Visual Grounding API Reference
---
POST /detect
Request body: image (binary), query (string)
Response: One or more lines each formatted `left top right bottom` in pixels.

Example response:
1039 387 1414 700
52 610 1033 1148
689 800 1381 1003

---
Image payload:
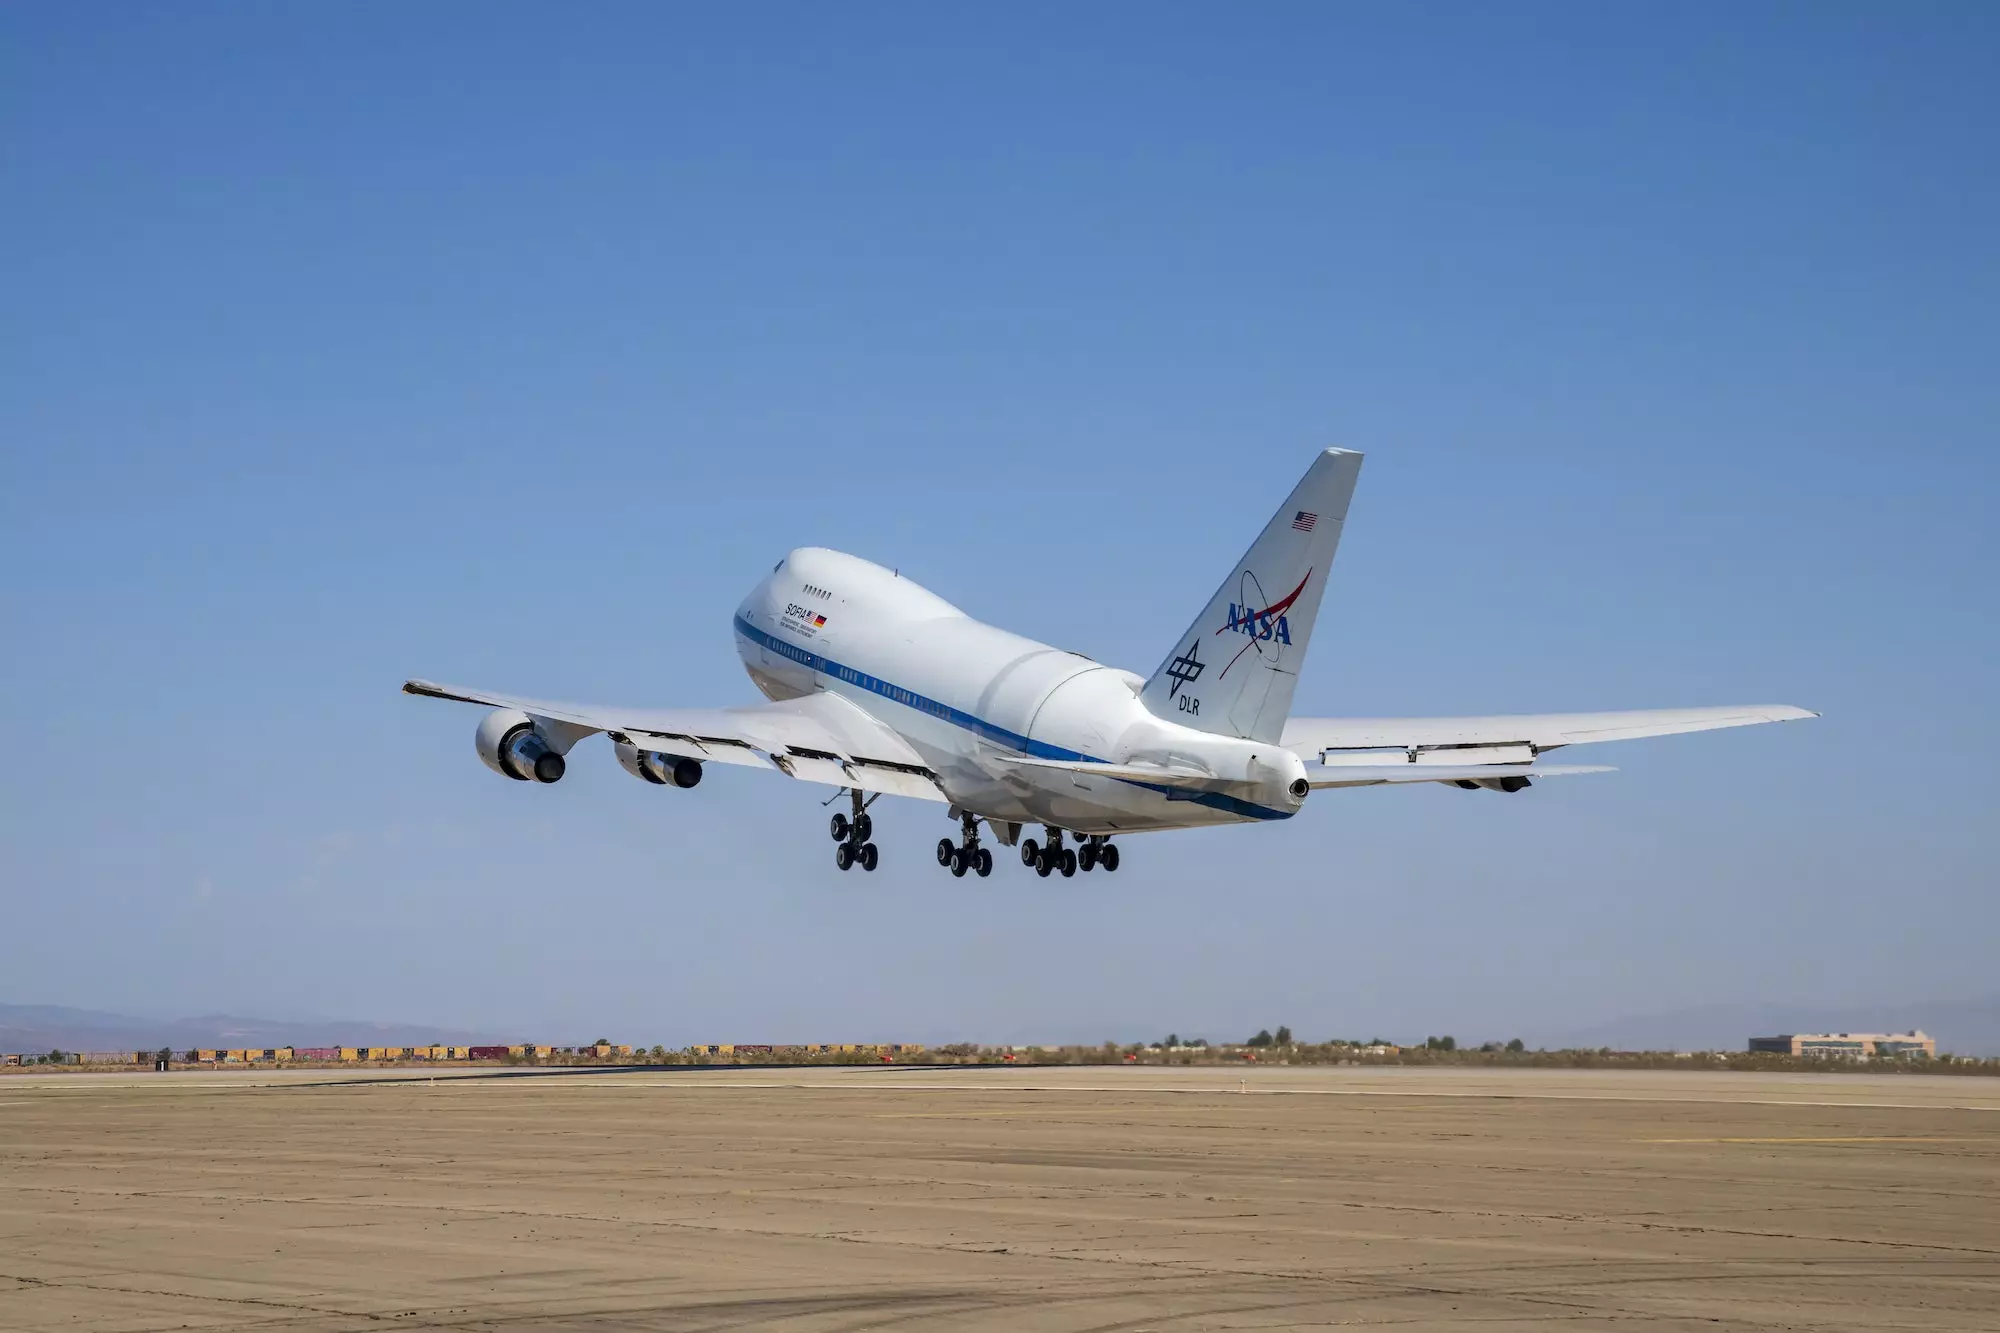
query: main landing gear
829 790 879 872
1018 829 1119 878
937 810 993 878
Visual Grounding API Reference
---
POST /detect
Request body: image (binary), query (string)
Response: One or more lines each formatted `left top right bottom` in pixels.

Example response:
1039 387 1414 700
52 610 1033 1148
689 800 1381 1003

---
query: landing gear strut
1020 827 1093 878
831 789 879 871
1020 830 1117 876
940 811 992 879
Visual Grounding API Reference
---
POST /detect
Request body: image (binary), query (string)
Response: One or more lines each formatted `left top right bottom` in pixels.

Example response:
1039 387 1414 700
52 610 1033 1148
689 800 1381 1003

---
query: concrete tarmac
3 1065 1996 1330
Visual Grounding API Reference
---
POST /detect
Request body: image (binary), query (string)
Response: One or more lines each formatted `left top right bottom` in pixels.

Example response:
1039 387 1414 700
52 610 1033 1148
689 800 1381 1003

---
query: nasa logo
1214 568 1312 678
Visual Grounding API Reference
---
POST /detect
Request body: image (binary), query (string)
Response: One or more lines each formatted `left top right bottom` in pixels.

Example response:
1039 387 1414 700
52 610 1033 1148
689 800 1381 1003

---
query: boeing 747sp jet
405 450 1813 877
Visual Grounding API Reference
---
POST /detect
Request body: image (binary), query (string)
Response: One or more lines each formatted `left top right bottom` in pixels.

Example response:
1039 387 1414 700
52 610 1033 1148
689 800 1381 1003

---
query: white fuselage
733 548 1307 834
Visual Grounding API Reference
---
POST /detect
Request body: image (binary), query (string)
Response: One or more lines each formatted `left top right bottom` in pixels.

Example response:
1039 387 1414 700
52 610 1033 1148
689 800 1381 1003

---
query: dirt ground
2 1065 1995 1331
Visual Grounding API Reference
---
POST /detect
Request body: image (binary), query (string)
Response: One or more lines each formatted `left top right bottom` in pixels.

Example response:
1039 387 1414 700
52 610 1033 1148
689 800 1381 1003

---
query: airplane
405 449 1814 878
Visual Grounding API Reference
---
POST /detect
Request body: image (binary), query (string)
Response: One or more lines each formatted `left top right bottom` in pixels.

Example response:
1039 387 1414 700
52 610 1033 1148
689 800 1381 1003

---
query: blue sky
4 5 1995 1047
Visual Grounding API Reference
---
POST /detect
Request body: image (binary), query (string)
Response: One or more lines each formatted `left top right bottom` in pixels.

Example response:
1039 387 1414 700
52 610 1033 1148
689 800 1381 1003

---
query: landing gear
942 811 993 878
833 789 878 872
1076 835 1119 873
1025 827 1082 877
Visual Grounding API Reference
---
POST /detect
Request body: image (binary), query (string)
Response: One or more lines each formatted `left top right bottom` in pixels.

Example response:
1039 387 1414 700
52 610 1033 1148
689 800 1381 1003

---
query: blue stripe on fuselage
733 614 1289 822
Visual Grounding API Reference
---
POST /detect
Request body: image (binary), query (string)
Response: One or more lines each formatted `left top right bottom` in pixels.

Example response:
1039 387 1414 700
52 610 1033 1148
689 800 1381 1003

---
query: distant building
1749 1030 1934 1058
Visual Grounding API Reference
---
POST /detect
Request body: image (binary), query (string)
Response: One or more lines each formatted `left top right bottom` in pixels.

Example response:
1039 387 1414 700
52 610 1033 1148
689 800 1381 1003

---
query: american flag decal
1292 511 1317 532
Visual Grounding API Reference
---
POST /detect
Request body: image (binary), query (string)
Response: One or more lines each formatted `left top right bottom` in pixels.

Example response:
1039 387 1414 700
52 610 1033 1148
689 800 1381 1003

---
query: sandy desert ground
3 1064 1996 1330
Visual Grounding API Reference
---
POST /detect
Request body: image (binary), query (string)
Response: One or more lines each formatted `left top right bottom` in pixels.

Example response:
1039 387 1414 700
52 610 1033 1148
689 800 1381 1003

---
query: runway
3 1065 1996 1330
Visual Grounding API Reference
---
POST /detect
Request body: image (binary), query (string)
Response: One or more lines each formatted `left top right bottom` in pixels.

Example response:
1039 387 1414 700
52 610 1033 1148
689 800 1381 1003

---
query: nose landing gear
830 790 879 871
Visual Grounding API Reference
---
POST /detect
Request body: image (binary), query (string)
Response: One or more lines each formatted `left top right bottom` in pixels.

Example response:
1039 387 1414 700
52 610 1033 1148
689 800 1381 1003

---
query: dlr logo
1178 695 1200 715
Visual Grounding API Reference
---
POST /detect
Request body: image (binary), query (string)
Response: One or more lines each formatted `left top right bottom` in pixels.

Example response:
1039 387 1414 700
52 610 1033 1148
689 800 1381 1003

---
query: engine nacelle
475 709 567 784
1475 774 1532 793
614 741 703 788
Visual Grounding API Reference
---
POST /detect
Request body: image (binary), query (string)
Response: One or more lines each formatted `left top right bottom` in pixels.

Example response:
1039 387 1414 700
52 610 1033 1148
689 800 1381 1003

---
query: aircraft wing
1283 705 1814 788
1282 705 1815 754
402 679 947 801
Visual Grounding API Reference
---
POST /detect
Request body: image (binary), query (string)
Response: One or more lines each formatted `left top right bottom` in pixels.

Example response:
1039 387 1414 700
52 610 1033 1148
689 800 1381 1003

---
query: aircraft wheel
951 848 970 878
937 838 955 867
1035 852 1054 878
1079 843 1098 872
830 813 849 842
975 848 993 878
1020 838 1039 866
1100 844 1120 872
853 812 873 843
835 843 855 871
860 842 879 872
1060 849 1077 878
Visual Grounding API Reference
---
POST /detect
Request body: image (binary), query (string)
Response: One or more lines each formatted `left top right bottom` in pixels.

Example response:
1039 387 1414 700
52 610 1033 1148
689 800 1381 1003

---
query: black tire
860 842 879 872
1020 838 1039 866
1035 852 1054 878
1060 849 1077 878
951 848 970 878
1079 843 1097 872
975 848 992 878
835 843 854 871
1100 844 1120 872
853 812 873 843
830 813 849 842
937 838 955 866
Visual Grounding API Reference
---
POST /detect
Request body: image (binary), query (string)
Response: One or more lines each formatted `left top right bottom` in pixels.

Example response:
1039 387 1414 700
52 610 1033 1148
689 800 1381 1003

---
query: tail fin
1139 448 1363 743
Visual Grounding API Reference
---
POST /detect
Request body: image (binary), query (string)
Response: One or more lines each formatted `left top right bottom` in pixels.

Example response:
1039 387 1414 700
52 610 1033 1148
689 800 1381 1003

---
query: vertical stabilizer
1138 448 1363 743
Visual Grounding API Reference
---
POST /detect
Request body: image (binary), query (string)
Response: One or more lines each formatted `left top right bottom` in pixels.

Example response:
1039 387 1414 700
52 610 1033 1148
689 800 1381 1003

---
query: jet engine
475 709 567 784
614 740 703 788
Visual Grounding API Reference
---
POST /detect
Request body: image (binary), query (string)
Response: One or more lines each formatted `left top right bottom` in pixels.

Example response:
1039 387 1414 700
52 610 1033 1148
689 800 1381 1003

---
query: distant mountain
0 1003 505 1054
1532 995 2000 1057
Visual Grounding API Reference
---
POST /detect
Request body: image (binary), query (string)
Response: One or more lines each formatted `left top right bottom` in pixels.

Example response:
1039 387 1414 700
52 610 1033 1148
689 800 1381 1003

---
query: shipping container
467 1045 510 1060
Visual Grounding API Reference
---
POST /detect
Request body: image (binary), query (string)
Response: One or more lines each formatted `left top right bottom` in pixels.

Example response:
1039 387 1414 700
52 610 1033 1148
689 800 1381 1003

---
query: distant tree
1164 1033 1180 1049
1189 1037 1208 1048
1424 1035 1457 1052
1247 1029 1274 1048
649 1044 666 1060
591 1036 610 1047
1478 1042 1499 1053
1274 1025 1293 1046
1505 1038 1525 1053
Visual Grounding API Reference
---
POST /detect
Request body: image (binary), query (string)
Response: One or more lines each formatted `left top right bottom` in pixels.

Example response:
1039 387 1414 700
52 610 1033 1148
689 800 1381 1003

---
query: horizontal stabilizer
1308 762 1614 789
